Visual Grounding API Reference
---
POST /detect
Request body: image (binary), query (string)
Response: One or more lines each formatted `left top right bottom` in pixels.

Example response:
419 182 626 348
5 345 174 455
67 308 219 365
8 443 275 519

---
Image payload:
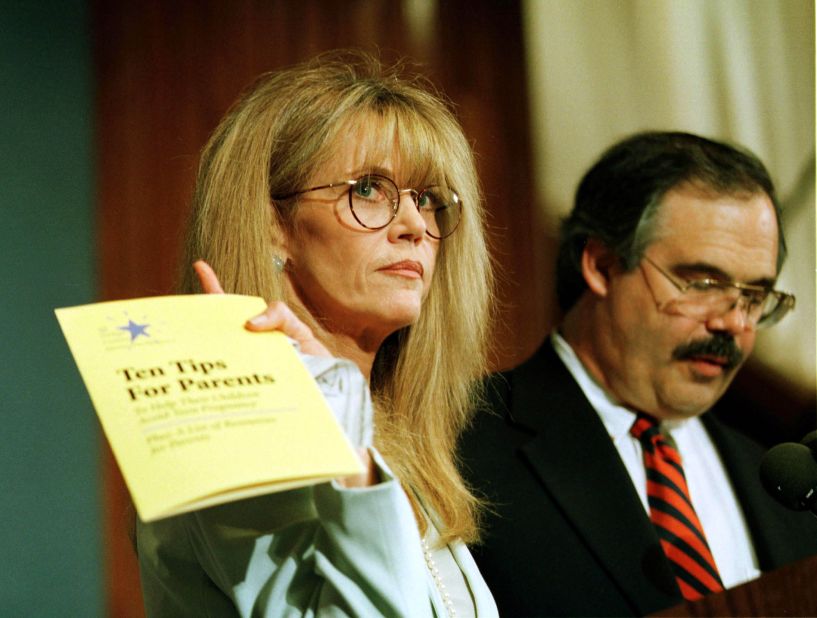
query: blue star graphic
118 319 150 341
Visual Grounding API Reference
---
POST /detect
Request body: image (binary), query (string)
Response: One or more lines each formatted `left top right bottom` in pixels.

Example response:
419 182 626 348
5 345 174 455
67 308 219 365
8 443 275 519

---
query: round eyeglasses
274 174 462 239
641 255 795 328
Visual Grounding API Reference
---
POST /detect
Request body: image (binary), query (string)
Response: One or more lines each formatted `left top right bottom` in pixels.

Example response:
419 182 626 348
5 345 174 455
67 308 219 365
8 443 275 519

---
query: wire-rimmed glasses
640 255 795 328
274 174 462 240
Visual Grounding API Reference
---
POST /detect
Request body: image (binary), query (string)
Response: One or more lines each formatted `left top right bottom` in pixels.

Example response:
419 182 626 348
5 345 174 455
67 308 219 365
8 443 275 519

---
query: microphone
759 441 817 515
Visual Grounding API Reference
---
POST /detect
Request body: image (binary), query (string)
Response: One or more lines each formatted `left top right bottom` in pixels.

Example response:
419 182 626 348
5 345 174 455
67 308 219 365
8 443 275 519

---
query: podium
651 554 817 616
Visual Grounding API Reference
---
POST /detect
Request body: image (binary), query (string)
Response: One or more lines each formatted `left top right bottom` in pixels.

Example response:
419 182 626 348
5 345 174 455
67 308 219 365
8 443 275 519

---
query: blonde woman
136 51 498 616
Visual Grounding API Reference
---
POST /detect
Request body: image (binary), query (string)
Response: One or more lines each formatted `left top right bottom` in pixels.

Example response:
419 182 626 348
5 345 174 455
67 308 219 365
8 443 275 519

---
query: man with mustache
461 131 817 616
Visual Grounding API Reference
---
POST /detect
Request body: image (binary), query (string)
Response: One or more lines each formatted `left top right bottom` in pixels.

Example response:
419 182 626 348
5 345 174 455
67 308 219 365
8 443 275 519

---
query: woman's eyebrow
347 165 394 178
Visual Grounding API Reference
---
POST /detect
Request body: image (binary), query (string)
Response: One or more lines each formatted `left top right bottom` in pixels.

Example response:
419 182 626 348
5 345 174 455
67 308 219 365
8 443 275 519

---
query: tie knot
630 413 679 458
630 413 661 444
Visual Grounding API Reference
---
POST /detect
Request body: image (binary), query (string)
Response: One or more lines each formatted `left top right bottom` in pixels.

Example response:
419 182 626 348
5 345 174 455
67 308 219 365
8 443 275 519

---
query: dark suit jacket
460 339 817 617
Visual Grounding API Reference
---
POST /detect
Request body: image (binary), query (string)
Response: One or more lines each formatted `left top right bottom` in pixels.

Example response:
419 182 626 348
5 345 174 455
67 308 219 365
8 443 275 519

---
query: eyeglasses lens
420 188 462 239
349 176 397 229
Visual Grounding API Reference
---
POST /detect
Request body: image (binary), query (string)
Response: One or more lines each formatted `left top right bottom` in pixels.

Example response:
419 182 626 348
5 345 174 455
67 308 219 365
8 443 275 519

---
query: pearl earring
272 255 285 272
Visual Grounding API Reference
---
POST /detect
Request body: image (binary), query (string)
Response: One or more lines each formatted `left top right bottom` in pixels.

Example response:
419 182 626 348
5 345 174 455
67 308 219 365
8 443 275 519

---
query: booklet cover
55 294 363 522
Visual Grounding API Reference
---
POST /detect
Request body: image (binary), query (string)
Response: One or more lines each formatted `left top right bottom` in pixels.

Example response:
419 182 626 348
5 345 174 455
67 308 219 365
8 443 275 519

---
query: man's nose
705 297 753 334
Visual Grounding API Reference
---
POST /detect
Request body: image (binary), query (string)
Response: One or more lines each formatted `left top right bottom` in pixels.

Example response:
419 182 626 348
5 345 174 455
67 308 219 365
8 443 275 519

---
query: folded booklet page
55 294 363 522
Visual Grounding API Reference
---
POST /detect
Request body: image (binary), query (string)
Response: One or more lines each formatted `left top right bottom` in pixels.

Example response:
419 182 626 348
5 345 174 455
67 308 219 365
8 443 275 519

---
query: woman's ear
271 242 291 273
581 238 618 297
269 210 293 269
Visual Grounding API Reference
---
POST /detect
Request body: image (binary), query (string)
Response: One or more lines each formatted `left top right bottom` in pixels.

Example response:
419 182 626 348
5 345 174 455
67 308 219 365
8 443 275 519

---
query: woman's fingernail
247 315 267 326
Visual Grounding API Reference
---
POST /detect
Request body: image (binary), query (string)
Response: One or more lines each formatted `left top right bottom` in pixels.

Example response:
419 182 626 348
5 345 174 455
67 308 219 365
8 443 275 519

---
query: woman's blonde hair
181 50 493 544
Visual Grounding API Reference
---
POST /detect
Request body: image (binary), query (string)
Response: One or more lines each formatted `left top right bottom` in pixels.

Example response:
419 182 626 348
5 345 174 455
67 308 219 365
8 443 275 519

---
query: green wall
0 1 102 614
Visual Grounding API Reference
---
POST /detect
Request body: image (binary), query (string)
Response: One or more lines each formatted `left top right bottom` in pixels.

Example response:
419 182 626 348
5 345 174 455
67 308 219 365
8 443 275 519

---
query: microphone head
802 430 817 455
759 442 817 511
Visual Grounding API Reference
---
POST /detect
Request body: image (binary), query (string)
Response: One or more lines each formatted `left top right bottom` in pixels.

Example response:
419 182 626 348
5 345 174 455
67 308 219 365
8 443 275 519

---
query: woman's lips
378 260 424 279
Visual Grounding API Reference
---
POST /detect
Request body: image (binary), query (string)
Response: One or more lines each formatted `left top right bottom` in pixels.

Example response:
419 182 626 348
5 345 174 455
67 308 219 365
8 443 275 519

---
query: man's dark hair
555 131 787 313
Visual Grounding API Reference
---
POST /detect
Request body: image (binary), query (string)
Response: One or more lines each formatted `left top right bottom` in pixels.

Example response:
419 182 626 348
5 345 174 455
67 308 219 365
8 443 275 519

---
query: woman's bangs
342 107 450 189
394 107 451 188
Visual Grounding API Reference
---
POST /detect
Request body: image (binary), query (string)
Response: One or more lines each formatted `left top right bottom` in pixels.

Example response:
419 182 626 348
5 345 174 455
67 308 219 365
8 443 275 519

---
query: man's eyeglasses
640 255 795 328
274 174 462 240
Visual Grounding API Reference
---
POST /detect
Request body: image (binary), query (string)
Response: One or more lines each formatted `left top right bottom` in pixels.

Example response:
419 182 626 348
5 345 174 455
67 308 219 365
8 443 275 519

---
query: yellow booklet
55 294 363 522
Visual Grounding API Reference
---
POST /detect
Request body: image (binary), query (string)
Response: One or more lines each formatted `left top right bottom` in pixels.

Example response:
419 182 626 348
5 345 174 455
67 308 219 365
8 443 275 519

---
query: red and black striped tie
630 413 724 601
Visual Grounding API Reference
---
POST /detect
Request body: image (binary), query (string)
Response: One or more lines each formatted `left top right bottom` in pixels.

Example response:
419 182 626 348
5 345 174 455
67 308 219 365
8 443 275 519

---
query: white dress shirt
551 332 761 588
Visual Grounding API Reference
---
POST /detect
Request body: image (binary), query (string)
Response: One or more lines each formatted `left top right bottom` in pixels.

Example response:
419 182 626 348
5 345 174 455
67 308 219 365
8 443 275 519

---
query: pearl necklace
421 537 458 617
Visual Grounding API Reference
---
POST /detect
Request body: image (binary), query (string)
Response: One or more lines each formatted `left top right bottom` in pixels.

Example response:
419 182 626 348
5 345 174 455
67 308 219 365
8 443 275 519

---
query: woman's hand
192 260 377 487
193 260 331 357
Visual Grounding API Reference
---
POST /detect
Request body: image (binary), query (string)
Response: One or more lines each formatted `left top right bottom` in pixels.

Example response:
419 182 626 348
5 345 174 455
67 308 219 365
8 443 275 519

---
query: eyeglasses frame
273 174 462 240
640 254 795 328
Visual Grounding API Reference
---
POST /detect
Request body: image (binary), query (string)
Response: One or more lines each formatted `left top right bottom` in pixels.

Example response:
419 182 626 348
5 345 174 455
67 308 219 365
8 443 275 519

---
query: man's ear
581 238 618 297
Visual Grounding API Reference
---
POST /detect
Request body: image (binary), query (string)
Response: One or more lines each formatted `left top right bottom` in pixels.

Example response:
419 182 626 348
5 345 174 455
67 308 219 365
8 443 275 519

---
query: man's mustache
672 333 744 371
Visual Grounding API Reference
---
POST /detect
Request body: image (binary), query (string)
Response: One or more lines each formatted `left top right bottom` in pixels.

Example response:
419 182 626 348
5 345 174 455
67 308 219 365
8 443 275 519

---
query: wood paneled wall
92 1 549 614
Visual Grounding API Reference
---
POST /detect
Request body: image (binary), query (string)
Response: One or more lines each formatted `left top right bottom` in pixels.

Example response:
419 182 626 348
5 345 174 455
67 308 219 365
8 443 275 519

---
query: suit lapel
507 341 681 613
